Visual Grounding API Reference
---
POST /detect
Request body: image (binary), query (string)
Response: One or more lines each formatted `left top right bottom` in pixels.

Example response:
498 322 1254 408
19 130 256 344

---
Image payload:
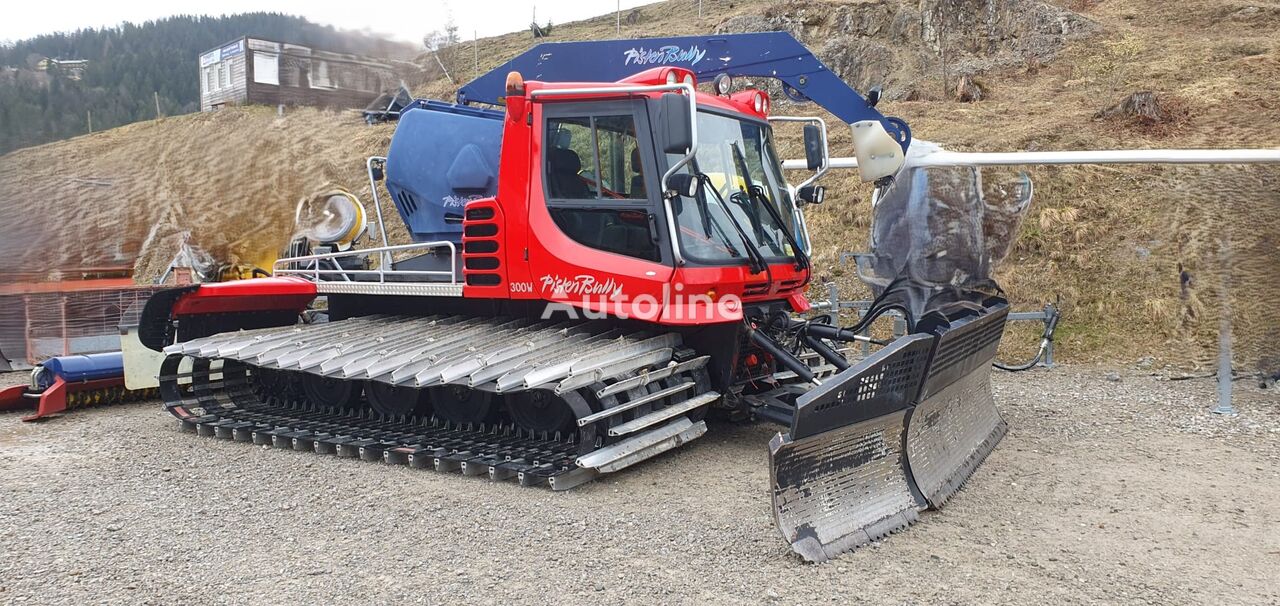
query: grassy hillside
1 0 1276 371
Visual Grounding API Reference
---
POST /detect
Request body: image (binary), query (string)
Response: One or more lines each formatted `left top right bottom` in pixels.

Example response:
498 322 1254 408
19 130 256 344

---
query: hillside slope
0 107 395 281
0 0 1276 371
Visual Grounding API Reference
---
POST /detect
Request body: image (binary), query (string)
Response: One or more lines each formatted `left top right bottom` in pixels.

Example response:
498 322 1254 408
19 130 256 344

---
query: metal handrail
273 240 458 284
767 116 829 189
365 156 392 267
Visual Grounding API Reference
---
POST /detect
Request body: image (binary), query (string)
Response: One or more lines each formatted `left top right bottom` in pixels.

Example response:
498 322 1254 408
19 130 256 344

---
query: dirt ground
0 365 1276 605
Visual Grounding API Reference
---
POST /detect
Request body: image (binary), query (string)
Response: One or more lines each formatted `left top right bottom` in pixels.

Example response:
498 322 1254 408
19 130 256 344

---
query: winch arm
455 32 910 152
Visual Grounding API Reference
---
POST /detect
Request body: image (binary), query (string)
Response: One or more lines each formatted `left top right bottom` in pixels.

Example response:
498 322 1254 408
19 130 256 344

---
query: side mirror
802 124 824 171
665 173 699 198
798 185 825 205
660 92 692 154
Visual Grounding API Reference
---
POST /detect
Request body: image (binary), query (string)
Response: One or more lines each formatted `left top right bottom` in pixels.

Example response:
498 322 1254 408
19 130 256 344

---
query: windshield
665 111 799 264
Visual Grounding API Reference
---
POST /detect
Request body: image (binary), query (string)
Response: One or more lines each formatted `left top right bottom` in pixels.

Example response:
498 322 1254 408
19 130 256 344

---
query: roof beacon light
505 71 525 96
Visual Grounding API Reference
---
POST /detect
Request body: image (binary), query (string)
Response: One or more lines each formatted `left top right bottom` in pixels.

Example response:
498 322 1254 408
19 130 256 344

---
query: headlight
713 73 733 96
295 189 367 247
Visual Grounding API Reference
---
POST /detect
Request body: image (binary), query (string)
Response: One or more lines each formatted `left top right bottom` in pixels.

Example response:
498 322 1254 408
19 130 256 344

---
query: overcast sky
0 0 656 46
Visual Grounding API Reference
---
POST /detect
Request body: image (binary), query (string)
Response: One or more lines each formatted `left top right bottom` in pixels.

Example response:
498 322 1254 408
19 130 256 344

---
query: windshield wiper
729 142 810 272
729 143 770 243
696 172 769 277
681 177 743 258
748 184 810 272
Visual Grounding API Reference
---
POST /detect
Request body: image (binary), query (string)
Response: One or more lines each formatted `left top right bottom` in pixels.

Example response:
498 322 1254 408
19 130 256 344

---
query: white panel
253 52 279 85
121 327 167 390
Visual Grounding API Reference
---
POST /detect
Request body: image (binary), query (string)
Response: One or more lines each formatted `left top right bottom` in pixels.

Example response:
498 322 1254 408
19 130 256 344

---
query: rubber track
166 360 596 488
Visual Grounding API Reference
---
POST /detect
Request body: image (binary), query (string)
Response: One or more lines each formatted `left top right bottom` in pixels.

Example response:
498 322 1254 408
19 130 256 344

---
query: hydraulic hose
994 307 1060 372
747 323 818 384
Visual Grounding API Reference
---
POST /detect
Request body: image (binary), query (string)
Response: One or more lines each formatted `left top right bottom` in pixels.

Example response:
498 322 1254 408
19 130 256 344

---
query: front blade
906 304 1009 508
769 334 934 562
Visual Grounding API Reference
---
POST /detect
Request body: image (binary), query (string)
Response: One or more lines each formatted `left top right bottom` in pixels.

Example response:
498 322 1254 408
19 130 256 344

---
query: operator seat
629 147 646 198
548 148 591 199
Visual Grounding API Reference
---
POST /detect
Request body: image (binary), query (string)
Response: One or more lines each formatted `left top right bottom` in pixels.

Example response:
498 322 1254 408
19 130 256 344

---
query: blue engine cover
385 100 505 243
37 352 124 388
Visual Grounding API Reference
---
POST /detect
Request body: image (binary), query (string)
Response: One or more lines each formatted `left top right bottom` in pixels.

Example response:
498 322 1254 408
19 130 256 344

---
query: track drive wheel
300 374 363 410
507 389 576 434
253 368 298 404
428 385 495 424
365 381 432 417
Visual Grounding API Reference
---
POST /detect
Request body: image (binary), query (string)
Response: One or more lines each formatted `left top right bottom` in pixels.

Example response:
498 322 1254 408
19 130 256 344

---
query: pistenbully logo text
622 45 707 67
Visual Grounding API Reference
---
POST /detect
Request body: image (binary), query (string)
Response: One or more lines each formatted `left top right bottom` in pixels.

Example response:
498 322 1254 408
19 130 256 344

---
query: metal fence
0 286 167 368
808 279 1059 368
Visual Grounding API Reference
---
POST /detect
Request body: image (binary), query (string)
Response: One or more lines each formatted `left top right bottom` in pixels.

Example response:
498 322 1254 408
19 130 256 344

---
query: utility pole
1214 237 1236 415
473 30 478 76
698 0 703 19
154 91 162 118
87 109 92 133
617 0 621 34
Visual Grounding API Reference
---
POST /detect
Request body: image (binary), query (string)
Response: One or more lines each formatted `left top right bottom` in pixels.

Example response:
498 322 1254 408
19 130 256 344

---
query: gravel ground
1 366 1277 605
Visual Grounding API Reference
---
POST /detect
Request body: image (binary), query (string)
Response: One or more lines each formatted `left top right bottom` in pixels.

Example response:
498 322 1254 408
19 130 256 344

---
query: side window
544 112 658 262
593 115 645 199
546 115 647 200
546 118 597 199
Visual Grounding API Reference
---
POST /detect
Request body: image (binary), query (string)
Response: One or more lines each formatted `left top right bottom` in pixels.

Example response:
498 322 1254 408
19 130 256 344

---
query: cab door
524 99 676 320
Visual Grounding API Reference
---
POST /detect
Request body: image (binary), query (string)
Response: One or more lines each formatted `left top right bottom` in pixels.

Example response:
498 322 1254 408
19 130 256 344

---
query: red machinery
141 35 1014 562
0 353 156 421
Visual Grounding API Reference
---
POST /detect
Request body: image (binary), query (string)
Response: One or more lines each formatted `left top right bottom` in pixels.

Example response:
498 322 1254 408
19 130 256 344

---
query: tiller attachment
769 301 1009 562
0 352 158 421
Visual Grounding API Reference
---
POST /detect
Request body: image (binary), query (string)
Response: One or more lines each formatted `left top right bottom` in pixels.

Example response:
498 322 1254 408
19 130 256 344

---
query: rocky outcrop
717 0 1097 101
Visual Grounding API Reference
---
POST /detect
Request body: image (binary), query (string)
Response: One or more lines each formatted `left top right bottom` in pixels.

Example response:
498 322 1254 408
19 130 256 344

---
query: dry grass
0 107 398 281
778 0 1280 370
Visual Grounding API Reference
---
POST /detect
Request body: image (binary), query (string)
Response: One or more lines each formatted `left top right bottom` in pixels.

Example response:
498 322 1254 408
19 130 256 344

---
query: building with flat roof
199 37 398 112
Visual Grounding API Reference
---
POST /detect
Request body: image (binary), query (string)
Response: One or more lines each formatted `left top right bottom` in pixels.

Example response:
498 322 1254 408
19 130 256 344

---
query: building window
311 60 331 89
253 52 279 85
